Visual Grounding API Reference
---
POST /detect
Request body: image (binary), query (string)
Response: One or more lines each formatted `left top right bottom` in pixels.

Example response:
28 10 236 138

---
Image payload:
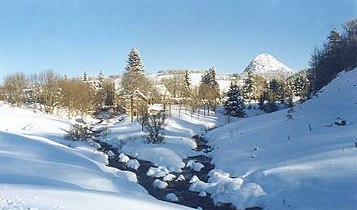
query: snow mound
165 193 179 202
163 174 176 182
190 169 265 209
153 179 168 189
118 153 130 163
175 174 186 182
146 166 170 178
186 160 205 172
107 150 116 157
126 159 140 170
123 144 185 172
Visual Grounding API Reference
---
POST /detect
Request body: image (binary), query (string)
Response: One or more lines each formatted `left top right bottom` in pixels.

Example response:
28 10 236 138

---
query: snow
175 174 186 182
165 193 179 202
163 174 176 182
243 53 293 80
153 179 168 189
207 69 357 209
3 68 355 209
118 153 130 163
146 166 170 178
150 71 232 93
198 191 207 197
0 103 189 209
126 159 140 170
189 175 200 183
102 107 216 172
189 169 264 209
107 150 116 157
186 160 205 172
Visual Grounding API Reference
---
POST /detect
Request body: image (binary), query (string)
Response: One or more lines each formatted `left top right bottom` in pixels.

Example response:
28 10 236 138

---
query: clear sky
0 0 356 77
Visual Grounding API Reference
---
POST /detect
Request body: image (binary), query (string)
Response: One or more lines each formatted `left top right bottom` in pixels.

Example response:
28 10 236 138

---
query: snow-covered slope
151 71 232 93
0 103 190 209
244 53 293 79
207 69 357 209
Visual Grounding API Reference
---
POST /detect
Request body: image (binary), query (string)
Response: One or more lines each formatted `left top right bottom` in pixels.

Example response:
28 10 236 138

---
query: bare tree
3 72 27 106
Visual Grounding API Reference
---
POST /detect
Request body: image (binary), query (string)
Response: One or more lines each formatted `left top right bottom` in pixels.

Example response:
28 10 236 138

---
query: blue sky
0 0 356 77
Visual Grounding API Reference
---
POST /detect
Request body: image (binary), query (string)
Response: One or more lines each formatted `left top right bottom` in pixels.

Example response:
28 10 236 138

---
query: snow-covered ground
0 103 190 209
1 69 355 210
207 69 357 209
101 107 217 172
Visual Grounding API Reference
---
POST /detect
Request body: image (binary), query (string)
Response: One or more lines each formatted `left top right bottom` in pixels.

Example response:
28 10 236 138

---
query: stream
92 126 259 210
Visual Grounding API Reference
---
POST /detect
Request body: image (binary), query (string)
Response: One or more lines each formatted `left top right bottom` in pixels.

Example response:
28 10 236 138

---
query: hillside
206 68 357 209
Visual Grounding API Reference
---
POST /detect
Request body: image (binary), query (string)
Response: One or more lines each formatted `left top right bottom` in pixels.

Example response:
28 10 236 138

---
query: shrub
144 111 166 144
65 124 92 141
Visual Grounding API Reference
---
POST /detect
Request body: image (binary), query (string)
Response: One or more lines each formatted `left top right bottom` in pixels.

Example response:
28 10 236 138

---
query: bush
65 124 92 141
144 111 166 144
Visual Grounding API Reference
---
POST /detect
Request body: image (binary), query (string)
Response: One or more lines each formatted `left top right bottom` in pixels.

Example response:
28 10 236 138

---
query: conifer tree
183 70 191 95
121 48 152 121
224 83 246 118
242 70 255 106
121 48 152 96
125 48 144 73
268 79 285 103
198 67 220 114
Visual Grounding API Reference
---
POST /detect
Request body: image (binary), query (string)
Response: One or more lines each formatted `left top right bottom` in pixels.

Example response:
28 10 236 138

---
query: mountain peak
244 53 293 79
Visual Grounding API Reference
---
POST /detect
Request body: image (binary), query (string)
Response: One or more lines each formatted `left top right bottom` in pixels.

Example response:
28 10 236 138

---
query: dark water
93 130 260 210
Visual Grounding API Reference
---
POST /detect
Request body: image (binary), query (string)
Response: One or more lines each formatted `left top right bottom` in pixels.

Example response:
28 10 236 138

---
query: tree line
0 70 116 116
309 18 357 92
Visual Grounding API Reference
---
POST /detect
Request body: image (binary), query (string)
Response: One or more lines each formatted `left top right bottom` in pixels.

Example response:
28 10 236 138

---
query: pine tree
181 70 191 104
208 67 220 100
121 48 152 121
242 70 255 106
224 83 246 118
286 70 310 100
183 70 191 93
198 67 220 114
121 48 152 96
268 79 285 103
125 48 144 73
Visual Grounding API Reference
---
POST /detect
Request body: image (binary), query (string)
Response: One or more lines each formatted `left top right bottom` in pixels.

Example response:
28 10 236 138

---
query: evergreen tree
121 48 152 96
309 18 357 92
224 83 246 118
286 70 311 100
198 67 220 113
242 70 255 105
268 79 285 103
208 67 220 102
125 48 144 73
182 70 192 108
121 48 153 121
183 70 191 94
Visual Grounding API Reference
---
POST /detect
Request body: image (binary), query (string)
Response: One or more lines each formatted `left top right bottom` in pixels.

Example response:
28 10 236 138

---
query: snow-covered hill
150 71 232 93
244 53 293 79
0 103 189 210
207 69 357 209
